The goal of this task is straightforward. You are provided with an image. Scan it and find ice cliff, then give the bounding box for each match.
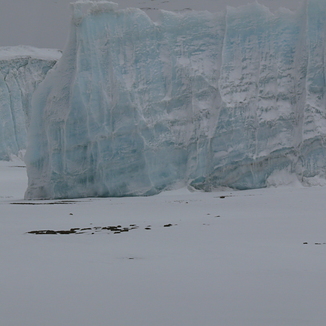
[0,46,61,160]
[25,0,326,199]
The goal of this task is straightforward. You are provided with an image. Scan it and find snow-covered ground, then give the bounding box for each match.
[1,158,326,326]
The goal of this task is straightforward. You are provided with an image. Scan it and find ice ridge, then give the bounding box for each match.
[25,0,326,199]
[0,46,61,160]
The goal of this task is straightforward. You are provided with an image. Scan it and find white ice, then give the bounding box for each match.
[24,0,326,199]
[0,46,61,160]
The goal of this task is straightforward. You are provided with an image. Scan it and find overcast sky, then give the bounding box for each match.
[0,0,303,50]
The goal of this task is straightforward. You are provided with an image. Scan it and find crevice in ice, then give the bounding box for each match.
[4,75,20,153]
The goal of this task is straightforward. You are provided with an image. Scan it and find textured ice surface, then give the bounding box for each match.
[0,46,61,160]
[25,0,326,199]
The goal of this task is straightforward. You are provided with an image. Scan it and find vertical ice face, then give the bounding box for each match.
[25,1,326,199]
[301,0,326,180]
[0,47,61,160]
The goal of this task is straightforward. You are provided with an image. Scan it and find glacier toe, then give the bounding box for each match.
[25,0,326,199]
[0,46,61,160]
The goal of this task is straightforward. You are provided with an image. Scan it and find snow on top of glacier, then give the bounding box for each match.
[68,0,290,28]
[71,0,119,22]
[67,0,304,27]
[0,45,62,61]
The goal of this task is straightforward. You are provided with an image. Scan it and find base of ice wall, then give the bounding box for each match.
[25,1,326,199]
[0,46,61,160]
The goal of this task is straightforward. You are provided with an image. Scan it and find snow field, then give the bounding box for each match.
[1,161,326,325]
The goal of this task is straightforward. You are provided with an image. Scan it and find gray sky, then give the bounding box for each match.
[0,0,303,50]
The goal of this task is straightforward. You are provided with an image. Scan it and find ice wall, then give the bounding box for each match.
[0,46,61,160]
[25,0,326,199]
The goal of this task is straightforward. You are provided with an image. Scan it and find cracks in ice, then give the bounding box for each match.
[26,222,178,235]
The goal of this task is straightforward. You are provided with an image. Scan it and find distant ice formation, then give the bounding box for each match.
[25,0,326,199]
[0,46,61,160]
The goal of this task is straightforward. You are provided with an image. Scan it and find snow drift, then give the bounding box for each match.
[0,46,61,160]
[25,0,326,199]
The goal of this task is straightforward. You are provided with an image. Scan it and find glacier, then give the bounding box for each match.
[0,46,61,160]
[24,0,326,199]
